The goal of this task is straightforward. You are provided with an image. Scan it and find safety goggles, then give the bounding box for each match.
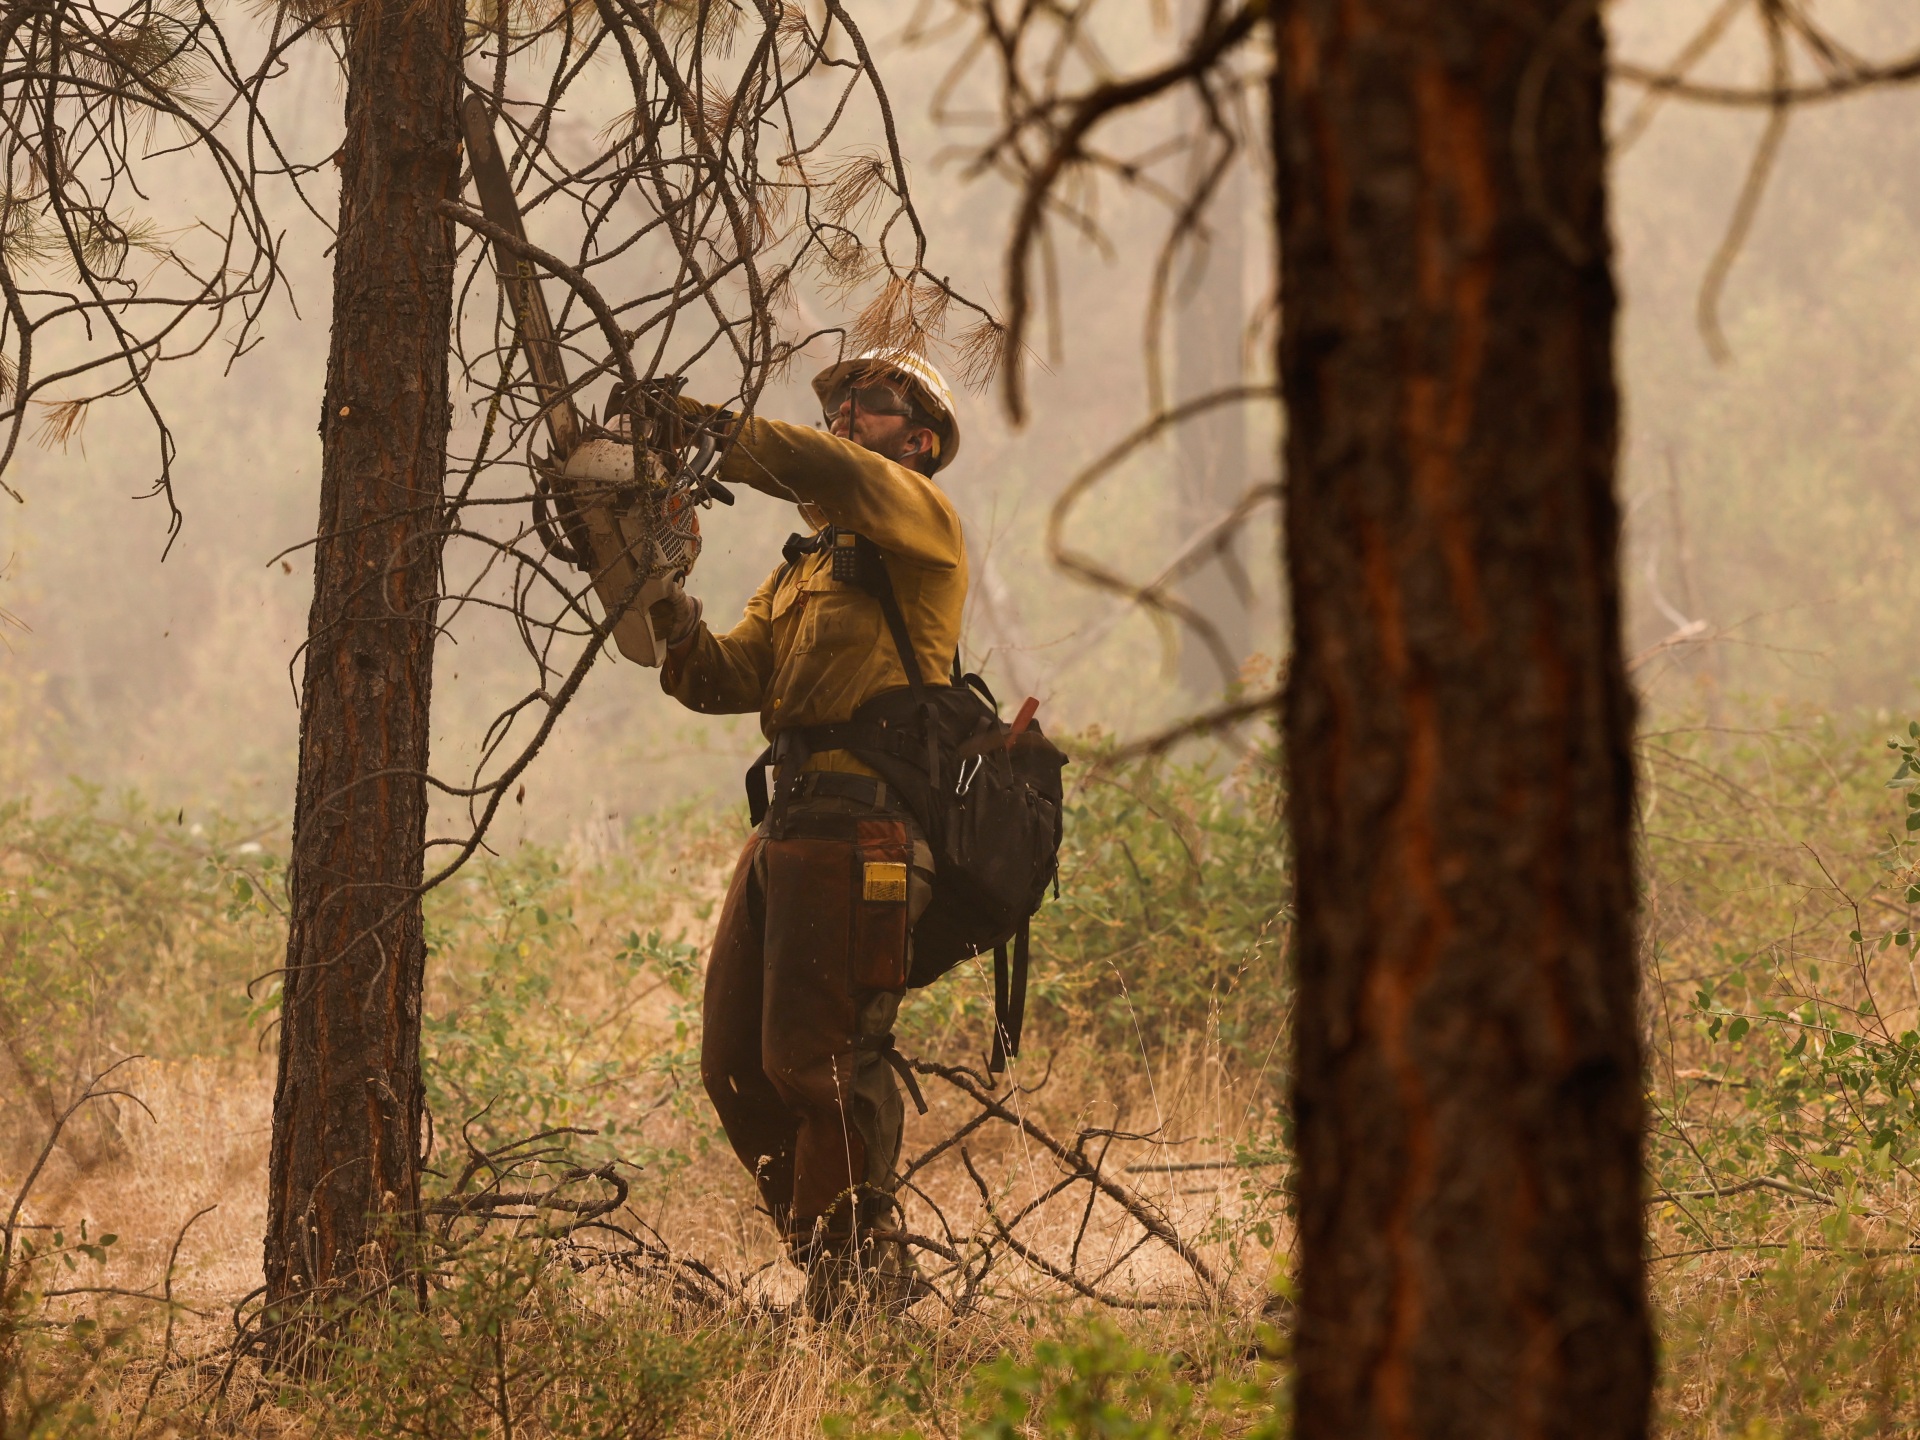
[824,378,920,420]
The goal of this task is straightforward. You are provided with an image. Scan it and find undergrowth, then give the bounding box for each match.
[1643,714,1920,1435]
[302,1238,709,1440]
[0,741,1291,1438]
[12,715,1920,1434]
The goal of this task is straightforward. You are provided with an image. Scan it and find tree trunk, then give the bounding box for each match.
[1273,5,1652,1437]
[262,0,461,1339]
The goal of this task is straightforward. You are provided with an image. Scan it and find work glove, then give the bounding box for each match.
[648,580,703,649]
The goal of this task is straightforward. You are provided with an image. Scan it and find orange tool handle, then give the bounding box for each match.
[1006,696,1040,749]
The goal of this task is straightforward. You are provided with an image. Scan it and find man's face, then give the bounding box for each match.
[826,377,937,471]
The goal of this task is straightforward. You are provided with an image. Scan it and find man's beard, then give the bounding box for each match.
[833,418,927,472]
[874,435,921,468]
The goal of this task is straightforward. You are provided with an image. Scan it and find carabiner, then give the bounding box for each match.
[955,753,984,796]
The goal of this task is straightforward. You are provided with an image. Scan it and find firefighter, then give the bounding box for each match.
[646,349,964,1317]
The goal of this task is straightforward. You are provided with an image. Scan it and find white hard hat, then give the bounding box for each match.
[811,348,961,473]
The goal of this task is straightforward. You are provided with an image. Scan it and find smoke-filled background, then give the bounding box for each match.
[1,0,1914,842]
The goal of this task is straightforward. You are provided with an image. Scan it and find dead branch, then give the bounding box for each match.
[959,1145,1207,1311]
[1651,1175,1835,1206]
[1609,0,1920,361]
[1094,689,1281,766]
[1123,1157,1284,1174]
[909,1054,1221,1295]
[425,1124,628,1243]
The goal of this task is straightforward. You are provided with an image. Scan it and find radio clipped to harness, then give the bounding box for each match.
[831,529,883,589]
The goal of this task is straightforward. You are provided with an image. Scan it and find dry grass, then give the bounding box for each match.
[0,757,1290,1437]
[4,1046,1285,1437]
[15,1058,271,1302]
[40,716,1920,1437]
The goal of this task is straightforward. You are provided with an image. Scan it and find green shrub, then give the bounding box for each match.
[904,728,1290,1073]
[0,1217,133,1440]
[413,806,739,1170]
[1661,1245,1920,1436]
[827,1315,1286,1440]
[1642,714,1920,1434]
[0,789,280,1161]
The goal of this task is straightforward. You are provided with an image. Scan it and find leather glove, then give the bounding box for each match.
[648,581,703,649]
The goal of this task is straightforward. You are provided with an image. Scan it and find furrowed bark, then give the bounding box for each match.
[263,0,461,1344]
[1274,4,1651,1437]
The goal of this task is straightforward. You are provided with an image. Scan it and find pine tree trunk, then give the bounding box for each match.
[262,0,461,1339]
[1273,4,1652,1435]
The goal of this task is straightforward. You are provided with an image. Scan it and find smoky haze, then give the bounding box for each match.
[0,0,1909,840]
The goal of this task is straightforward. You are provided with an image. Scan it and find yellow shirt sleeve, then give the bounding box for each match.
[716,416,964,571]
[660,563,777,714]
[658,409,970,743]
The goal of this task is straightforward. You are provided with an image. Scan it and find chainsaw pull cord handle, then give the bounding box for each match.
[687,430,735,506]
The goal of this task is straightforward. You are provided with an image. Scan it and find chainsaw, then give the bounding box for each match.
[459,95,733,667]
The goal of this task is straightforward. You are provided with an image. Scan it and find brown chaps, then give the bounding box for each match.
[700,799,929,1248]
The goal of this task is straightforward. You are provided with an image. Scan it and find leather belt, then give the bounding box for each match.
[749,725,917,828]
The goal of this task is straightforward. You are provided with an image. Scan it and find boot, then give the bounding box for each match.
[793,1232,932,1321]
[800,1249,862,1322]
[860,1231,933,1316]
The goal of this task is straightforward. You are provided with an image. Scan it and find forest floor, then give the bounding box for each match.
[4,711,1919,1436]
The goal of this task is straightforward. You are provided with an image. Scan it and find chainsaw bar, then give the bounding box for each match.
[460,94,581,461]
[460,94,688,666]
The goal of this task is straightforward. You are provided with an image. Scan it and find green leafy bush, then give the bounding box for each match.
[904,730,1289,1072]
[827,1316,1286,1440]
[0,789,281,1162]
[0,1216,132,1440]
[417,814,729,1167]
[1643,715,1920,1433]
[1661,1246,1920,1436]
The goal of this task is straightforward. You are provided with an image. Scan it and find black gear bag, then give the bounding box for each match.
[745,528,1067,1071]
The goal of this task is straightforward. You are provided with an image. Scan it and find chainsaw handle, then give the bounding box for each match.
[680,429,735,506]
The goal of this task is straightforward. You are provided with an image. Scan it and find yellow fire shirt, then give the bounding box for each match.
[660,414,968,774]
